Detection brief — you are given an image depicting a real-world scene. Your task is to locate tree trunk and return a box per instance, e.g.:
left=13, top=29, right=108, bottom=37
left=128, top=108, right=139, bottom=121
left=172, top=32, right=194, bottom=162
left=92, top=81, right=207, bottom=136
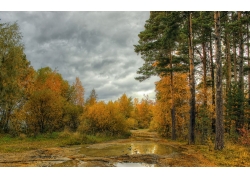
left=247, top=14, right=250, bottom=129
left=201, top=41, right=208, bottom=144
left=188, top=12, right=195, bottom=145
left=238, top=11, right=244, bottom=87
left=214, top=11, right=224, bottom=150
left=225, top=13, right=232, bottom=96
left=248, top=16, right=250, bottom=107
left=237, top=11, right=244, bottom=130
left=210, top=32, right=216, bottom=134
left=170, top=51, right=176, bottom=140
left=233, top=37, right=237, bottom=83
left=225, top=12, right=232, bottom=134
left=202, top=42, right=207, bottom=106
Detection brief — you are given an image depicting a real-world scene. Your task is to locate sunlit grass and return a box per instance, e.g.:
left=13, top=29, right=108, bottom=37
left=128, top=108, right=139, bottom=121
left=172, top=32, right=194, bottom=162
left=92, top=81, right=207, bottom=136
left=193, top=141, right=250, bottom=167
left=156, top=137, right=250, bottom=167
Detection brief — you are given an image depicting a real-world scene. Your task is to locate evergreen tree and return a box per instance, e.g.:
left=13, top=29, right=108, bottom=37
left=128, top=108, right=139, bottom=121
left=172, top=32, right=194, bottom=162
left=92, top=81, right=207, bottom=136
left=188, top=12, right=196, bottom=145
left=134, top=11, right=188, bottom=140
left=214, top=11, right=224, bottom=150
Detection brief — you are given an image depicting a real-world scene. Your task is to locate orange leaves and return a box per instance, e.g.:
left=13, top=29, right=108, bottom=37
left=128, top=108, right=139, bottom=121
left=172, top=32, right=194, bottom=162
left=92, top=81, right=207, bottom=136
left=117, top=94, right=133, bottom=119
left=133, top=98, right=153, bottom=129
left=83, top=100, right=128, bottom=135
left=238, top=127, right=250, bottom=146
left=44, top=72, right=63, bottom=94
left=81, top=93, right=139, bottom=135
left=25, top=89, right=64, bottom=134
left=152, top=61, right=159, bottom=67
left=22, top=67, right=85, bottom=134
left=151, top=73, right=190, bottom=138
left=34, top=67, right=65, bottom=96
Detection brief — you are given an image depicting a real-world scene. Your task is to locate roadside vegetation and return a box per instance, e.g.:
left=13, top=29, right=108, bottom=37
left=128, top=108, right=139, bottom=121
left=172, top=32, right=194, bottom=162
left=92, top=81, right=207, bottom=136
left=0, top=130, right=130, bottom=153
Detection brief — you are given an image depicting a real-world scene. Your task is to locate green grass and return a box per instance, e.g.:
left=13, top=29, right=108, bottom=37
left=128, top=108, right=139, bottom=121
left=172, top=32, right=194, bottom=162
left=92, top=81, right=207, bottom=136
left=0, top=131, right=131, bottom=153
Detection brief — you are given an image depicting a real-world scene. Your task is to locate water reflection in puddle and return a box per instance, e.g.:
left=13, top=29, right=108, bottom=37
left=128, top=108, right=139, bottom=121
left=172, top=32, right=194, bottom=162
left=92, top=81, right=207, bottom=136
left=80, top=141, right=176, bottom=157
left=115, top=162, right=155, bottom=167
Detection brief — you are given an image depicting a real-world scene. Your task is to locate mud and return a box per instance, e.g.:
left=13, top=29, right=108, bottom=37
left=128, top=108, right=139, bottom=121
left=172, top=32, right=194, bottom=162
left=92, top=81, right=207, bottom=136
left=0, top=129, right=215, bottom=167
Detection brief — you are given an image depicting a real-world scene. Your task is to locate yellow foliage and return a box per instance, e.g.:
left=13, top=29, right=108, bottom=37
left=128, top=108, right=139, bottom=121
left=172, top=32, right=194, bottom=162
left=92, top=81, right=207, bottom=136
left=81, top=101, right=128, bottom=135
left=150, top=73, right=189, bottom=139
left=21, top=67, right=72, bottom=134
left=25, top=89, right=64, bottom=134
left=133, top=98, right=153, bottom=129
left=126, top=118, right=138, bottom=130
left=117, top=93, right=133, bottom=119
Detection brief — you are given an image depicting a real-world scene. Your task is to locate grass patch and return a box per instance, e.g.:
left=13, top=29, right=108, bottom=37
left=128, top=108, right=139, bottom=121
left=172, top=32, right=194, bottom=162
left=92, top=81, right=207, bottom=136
left=157, top=137, right=250, bottom=167
left=193, top=141, right=250, bottom=167
left=82, top=134, right=117, bottom=144
left=0, top=131, right=131, bottom=153
left=0, top=133, right=63, bottom=153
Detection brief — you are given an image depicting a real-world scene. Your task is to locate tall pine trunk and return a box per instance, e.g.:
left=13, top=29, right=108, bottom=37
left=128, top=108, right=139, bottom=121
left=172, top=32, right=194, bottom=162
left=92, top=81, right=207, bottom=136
left=232, top=12, right=238, bottom=83
left=225, top=12, right=232, bottom=134
left=210, top=32, right=216, bottom=134
left=233, top=37, right=238, bottom=82
left=170, top=51, right=176, bottom=140
left=247, top=15, right=250, bottom=129
left=202, top=42, right=207, bottom=106
left=201, top=41, right=208, bottom=144
left=237, top=11, right=244, bottom=130
left=225, top=13, right=232, bottom=96
left=214, top=11, right=224, bottom=150
left=188, top=12, right=195, bottom=145
left=248, top=16, right=250, bottom=107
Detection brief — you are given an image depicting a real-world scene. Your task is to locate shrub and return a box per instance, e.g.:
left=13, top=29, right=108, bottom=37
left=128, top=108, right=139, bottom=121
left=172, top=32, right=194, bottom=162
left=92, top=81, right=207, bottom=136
left=238, top=127, right=250, bottom=146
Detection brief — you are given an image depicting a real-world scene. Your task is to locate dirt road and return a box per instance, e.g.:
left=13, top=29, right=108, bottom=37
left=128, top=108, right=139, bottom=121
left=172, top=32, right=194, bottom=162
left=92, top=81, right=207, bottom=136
left=0, top=129, right=215, bottom=167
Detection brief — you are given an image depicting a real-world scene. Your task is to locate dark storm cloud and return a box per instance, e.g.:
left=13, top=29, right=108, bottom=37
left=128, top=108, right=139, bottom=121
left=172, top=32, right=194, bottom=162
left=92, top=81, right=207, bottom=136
left=0, top=11, right=160, bottom=101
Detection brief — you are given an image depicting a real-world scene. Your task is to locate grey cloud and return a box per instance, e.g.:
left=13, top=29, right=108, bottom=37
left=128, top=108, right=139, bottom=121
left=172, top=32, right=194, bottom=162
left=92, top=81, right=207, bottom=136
left=0, top=11, right=155, bottom=102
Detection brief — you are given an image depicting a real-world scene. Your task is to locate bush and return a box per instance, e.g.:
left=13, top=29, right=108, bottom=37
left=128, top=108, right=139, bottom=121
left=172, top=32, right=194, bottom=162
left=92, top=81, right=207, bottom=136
left=80, top=101, right=130, bottom=136
left=126, top=118, right=138, bottom=130
left=238, top=127, right=250, bottom=146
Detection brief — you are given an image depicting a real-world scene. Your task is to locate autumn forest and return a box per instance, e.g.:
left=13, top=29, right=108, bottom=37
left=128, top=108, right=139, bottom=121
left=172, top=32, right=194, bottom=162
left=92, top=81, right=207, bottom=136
left=135, top=11, right=250, bottom=150
left=1, top=11, right=250, bottom=167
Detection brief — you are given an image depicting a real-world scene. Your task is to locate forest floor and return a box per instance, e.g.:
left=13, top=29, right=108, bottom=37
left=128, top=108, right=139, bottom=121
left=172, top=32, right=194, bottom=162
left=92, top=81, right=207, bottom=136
left=0, top=129, right=220, bottom=167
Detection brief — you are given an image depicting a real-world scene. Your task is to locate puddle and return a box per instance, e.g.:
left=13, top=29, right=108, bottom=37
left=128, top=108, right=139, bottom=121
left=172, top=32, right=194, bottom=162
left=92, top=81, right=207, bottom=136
left=115, top=162, right=155, bottom=167
left=80, top=141, right=176, bottom=157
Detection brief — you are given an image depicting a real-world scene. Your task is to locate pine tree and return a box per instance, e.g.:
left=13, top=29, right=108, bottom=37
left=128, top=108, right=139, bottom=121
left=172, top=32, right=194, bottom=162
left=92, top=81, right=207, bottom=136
left=214, top=11, right=224, bottom=150
left=134, top=11, right=188, bottom=140
left=188, top=12, right=196, bottom=145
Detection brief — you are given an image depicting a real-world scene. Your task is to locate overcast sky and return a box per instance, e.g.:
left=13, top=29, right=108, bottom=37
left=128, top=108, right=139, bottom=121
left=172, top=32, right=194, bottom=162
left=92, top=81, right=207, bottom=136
left=0, top=11, right=160, bottom=102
